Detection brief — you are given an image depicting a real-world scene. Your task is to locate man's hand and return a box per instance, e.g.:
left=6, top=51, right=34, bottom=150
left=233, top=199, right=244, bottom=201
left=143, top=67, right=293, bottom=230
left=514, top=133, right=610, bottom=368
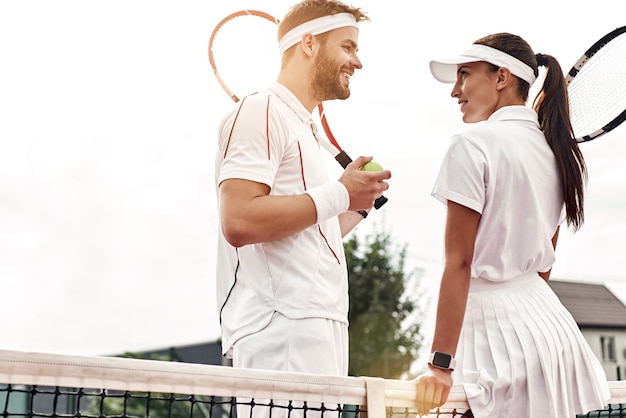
left=339, top=156, right=391, bottom=211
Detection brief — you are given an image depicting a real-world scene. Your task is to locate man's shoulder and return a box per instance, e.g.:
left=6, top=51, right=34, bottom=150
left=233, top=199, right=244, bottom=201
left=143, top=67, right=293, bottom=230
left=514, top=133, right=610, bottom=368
left=237, top=90, right=292, bottom=114
left=238, top=90, right=271, bottom=106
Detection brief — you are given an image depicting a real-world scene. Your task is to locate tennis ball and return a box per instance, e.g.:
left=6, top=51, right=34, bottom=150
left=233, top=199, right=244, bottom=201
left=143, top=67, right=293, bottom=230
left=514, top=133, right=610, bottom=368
left=361, top=161, right=383, bottom=172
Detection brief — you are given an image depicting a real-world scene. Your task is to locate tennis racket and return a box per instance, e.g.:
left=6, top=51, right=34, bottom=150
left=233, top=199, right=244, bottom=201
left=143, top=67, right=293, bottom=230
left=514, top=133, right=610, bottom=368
left=566, top=25, right=626, bottom=143
left=208, top=10, right=387, bottom=209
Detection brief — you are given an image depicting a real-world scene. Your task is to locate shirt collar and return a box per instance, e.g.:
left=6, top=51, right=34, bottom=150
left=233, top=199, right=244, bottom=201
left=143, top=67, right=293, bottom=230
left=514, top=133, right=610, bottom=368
left=268, top=82, right=312, bottom=125
left=487, top=105, right=539, bottom=127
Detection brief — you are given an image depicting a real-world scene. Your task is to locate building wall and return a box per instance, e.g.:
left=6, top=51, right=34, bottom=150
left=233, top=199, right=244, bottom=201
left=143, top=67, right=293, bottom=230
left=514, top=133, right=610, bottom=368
left=583, top=328, right=626, bottom=381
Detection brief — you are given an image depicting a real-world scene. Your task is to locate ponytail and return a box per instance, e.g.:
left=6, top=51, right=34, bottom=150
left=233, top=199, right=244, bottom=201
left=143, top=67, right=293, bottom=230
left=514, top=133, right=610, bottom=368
left=532, top=53, right=587, bottom=231
left=475, top=34, right=588, bottom=231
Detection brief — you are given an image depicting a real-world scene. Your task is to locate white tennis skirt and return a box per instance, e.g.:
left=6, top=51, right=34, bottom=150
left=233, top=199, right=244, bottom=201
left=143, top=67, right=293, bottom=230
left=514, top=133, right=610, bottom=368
left=455, top=272, right=611, bottom=418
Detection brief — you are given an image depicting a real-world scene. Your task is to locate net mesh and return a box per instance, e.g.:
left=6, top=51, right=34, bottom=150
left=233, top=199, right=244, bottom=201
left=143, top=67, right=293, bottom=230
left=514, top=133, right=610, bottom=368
left=0, top=350, right=624, bottom=418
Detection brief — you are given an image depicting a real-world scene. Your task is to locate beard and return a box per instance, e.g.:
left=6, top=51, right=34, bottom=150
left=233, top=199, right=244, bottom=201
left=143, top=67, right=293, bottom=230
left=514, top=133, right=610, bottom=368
left=309, top=47, right=350, bottom=102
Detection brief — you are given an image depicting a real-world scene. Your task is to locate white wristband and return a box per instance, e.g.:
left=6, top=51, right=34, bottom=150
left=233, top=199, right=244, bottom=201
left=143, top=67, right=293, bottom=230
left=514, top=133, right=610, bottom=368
left=305, top=181, right=350, bottom=223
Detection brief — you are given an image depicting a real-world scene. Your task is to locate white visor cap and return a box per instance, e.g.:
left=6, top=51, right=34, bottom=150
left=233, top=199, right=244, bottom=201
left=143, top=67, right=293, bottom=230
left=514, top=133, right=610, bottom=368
left=429, top=44, right=536, bottom=85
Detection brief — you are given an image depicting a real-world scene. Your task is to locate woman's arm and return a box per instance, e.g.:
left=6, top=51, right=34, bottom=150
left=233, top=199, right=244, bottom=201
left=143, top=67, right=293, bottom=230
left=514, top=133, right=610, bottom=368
left=415, top=201, right=481, bottom=415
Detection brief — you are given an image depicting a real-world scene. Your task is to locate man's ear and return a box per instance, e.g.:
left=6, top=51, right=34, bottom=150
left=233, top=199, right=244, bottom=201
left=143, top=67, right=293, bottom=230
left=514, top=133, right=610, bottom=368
left=300, top=33, right=315, bottom=57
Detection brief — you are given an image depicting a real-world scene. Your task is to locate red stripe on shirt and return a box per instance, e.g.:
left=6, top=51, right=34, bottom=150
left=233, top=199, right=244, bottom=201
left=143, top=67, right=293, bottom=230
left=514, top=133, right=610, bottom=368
left=318, top=225, right=341, bottom=264
left=265, top=95, right=271, bottom=160
left=297, top=141, right=307, bottom=190
left=299, top=143, right=339, bottom=265
left=223, top=96, right=249, bottom=158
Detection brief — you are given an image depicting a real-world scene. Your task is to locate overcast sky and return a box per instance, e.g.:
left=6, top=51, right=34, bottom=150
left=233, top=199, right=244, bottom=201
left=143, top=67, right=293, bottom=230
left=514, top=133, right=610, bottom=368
left=1, top=1, right=625, bottom=359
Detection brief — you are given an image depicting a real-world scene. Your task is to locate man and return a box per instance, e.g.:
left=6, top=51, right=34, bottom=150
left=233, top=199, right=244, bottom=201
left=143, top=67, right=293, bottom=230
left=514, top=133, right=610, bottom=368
left=215, top=0, right=390, bottom=377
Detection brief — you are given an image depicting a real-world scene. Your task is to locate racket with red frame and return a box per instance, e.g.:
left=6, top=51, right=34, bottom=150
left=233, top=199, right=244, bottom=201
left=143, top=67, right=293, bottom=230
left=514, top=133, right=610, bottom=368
left=208, top=9, right=387, bottom=209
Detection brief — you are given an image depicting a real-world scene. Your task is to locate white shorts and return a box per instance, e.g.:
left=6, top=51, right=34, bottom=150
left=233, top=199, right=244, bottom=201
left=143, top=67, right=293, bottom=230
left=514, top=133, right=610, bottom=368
left=232, top=312, right=348, bottom=418
left=233, top=311, right=348, bottom=375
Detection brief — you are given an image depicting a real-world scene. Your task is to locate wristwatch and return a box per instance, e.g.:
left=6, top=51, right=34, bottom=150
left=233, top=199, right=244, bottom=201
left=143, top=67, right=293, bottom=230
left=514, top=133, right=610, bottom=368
left=428, top=351, right=456, bottom=371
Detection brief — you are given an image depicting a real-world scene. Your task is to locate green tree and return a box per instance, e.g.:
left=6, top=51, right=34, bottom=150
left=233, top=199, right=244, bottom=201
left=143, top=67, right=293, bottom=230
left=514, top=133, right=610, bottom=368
left=345, top=222, right=424, bottom=379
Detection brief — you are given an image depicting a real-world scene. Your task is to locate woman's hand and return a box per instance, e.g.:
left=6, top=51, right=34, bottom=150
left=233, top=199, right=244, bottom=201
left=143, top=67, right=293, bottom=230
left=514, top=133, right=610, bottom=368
left=414, top=367, right=453, bottom=416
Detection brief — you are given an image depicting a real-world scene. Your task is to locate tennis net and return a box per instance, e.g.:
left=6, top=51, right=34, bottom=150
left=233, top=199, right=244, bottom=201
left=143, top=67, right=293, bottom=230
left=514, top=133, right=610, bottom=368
left=0, top=349, right=624, bottom=418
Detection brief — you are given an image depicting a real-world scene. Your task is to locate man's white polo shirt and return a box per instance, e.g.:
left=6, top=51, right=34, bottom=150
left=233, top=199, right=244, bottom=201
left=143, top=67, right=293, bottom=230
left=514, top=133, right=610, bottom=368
left=215, top=82, right=348, bottom=357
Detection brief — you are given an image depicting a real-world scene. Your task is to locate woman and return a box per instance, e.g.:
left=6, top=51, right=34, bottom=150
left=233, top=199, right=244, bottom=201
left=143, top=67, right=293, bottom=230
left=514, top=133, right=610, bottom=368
left=414, top=33, right=610, bottom=418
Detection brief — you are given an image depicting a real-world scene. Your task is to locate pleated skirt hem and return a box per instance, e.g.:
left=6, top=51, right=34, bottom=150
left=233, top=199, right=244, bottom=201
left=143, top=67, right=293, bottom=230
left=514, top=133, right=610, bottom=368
left=455, top=273, right=611, bottom=418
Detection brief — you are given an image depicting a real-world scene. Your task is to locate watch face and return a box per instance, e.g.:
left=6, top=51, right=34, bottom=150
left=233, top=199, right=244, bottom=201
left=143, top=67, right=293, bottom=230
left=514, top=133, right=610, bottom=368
left=432, top=351, right=452, bottom=367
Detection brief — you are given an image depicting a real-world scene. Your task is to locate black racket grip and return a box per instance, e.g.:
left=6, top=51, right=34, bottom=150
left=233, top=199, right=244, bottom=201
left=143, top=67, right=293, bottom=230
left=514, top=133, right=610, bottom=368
left=335, top=151, right=353, bottom=168
left=335, top=151, right=388, bottom=210
left=374, top=195, right=388, bottom=209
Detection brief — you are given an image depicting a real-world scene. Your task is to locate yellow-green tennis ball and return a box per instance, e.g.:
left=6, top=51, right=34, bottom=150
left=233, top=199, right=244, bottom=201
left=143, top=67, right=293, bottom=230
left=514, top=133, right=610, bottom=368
left=361, top=161, right=383, bottom=172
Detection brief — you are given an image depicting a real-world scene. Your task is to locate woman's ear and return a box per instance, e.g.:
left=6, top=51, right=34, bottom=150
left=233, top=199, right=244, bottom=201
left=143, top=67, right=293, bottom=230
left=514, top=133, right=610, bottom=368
left=495, top=67, right=513, bottom=90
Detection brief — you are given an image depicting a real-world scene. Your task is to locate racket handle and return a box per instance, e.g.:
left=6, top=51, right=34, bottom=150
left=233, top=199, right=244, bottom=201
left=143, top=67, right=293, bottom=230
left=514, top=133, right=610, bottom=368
left=335, top=151, right=388, bottom=210
left=335, top=151, right=353, bottom=168
left=374, top=195, right=388, bottom=209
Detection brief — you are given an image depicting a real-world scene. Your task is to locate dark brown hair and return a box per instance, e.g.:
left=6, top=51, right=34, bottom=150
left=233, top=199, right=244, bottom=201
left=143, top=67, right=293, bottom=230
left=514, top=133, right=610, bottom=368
left=474, top=33, right=587, bottom=231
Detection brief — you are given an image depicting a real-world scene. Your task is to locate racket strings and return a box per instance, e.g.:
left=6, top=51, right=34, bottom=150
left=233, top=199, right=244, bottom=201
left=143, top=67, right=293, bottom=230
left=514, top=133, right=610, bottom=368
left=567, top=32, right=626, bottom=140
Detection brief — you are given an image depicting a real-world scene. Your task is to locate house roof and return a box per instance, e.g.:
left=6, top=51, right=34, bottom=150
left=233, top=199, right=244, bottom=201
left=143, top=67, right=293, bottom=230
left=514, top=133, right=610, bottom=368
left=548, top=279, right=626, bottom=329
left=112, top=340, right=227, bottom=365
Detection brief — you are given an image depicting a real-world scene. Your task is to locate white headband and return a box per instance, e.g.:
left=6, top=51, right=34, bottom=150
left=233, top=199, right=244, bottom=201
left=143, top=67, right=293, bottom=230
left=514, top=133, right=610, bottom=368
left=278, top=13, right=358, bottom=55
left=429, top=44, right=537, bottom=85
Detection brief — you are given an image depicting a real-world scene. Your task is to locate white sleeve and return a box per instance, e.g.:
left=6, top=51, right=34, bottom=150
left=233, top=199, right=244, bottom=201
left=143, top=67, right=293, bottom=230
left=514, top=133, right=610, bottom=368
left=217, top=94, right=286, bottom=188
left=431, top=134, right=487, bottom=214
